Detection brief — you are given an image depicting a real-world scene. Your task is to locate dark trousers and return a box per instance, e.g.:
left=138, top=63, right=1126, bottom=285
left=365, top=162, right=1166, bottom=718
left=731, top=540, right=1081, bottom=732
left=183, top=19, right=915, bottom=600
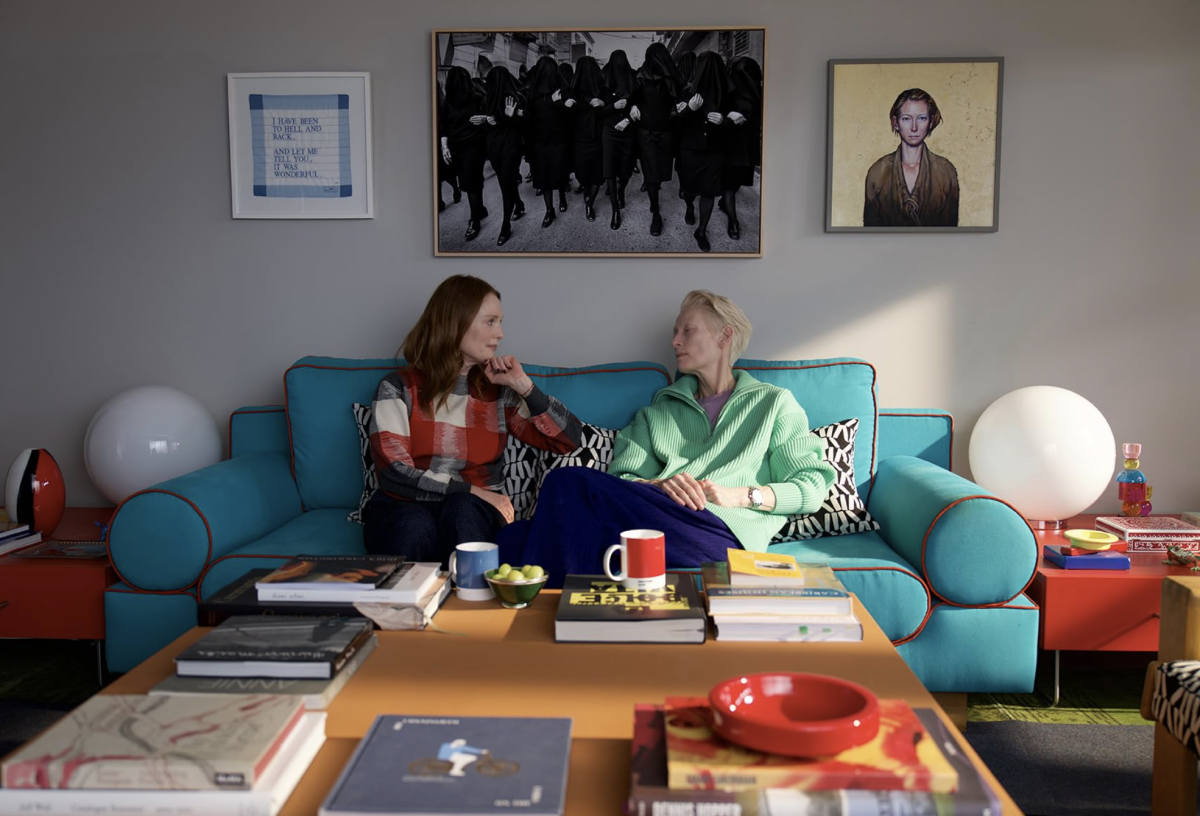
left=363, top=491, right=504, bottom=569
left=496, top=467, right=740, bottom=588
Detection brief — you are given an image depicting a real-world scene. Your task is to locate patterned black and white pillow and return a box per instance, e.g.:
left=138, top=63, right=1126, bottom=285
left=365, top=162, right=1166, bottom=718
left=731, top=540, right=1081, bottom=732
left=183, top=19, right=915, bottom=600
left=346, top=402, right=547, bottom=524
left=531, top=423, right=618, bottom=513
left=770, top=417, right=880, bottom=542
left=348, top=402, right=378, bottom=525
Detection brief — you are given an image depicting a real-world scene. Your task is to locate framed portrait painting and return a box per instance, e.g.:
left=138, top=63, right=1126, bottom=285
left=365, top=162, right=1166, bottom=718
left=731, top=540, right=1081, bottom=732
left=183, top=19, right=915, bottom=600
left=227, top=72, right=374, bottom=219
left=432, top=28, right=766, bottom=257
left=825, top=58, right=1003, bottom=232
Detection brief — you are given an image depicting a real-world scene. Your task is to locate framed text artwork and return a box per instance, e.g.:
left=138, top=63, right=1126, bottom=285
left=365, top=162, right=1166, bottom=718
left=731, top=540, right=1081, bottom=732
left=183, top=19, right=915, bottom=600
left=227, top=72, right=374, bottom=219
left=432, top=28, right=766, bottom=257
left=825, top=57, right=1003, bottom=233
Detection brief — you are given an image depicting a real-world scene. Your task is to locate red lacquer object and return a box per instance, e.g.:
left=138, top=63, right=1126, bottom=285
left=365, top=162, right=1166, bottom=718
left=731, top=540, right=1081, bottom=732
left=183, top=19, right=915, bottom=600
left=708, top=672, right=880, bottom=758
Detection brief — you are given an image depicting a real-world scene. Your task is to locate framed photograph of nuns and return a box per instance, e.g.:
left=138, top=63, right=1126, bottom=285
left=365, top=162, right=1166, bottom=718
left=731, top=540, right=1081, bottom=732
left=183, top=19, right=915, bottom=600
left=432, top=28, right=766, bottom=257
left=825, top=57, right=1003, bottom=233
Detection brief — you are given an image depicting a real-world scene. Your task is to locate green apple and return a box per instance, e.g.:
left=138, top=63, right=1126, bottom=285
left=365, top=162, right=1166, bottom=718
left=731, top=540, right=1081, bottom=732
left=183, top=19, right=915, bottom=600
left=497, top=563, right=512, bottom=575
left=523, top=565, right=545, bottom=580
left=495, top=567, right=514, bottom=580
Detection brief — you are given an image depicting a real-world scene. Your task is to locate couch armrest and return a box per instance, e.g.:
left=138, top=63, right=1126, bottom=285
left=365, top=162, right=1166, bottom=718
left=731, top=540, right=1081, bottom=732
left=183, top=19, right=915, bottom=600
left=877, top=409, right=953, bottom=470
left=869, top=456, right=1037, bottom=606
left=108, top=452, right=303, bottom=591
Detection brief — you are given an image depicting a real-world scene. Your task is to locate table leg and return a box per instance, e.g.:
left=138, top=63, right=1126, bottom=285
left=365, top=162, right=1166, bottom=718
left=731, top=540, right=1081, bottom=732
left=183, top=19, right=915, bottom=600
left=94, top=640, right=107, bottom=687
left=1051, top=649, right=1060, bottom=707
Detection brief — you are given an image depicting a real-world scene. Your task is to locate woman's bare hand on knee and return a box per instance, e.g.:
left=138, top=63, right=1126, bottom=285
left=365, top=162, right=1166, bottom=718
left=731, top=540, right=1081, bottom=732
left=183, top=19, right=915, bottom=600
left=471, top=486, right=514, bottom=524
left=655, top=473, right=707, bottom=510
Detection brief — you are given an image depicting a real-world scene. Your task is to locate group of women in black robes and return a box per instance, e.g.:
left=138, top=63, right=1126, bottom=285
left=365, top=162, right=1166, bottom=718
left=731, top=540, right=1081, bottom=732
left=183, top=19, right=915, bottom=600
left=438, top=48, right=762, bottom=251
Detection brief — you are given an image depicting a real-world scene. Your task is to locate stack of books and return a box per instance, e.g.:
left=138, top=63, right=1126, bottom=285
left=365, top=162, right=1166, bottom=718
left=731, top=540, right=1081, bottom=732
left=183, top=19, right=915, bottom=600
left=701, top=555, right=862, bottom=642
left=1042, top=542, right=1131, bottom=570
left=0, top=693, right=326, bottom=815
left=627, top=698, right=1001, bottom=816
left=554, top=574, right=708, bottom=643
left=255, top=555, right=442, bottom=605
left=1094, top=515, right=1200, bottom=552
left=0, top=521, right=42, bottom=556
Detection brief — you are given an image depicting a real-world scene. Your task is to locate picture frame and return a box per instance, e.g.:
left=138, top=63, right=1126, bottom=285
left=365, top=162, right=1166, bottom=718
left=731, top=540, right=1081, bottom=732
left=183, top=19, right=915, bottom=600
left=825, top=57, right=1003, bottom=233
left=227, top=72, right=374, bottom=219
left=432, top=28, right=766, bottom=257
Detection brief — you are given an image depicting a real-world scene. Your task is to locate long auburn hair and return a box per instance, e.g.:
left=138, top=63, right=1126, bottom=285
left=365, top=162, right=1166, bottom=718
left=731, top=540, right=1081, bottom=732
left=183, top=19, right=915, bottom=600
left=399, top=275, right=499, bottom=414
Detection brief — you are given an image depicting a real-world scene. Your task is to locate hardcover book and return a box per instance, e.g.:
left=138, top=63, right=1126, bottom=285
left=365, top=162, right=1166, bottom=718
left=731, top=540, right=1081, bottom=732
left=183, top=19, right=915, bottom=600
left=712, top=612, right=863, bottom=642
left=175, top=615, right=375, bottom=679
left=726, top=548, right=804, bottom=586
left=701, top=562, right=853, bottom=616
left=151, top=635, right=377, bottom=709
left=1058, top=541, right=1128, bottom=556
left=257, top=561, right=441, bottom=605
left=13, top=539, right=108, bottom=559
left=663, top=696, right=958, bottom=793
left=0, top=521, right=31, bottom=539
left=255, top=554, right=405, bottom=590
left=0, top=711, right=326, bottom=815
left=629, top=706, right=998, bottom=816
left=1042, top=545, right=1131, bottom=570
left=1, top=694, right=305, bottom=790
left=1095, top=515, right=1200, bottom=542
left=554, top=574, right=708, bottom=644
left=0, top=530, right=42, bottom=556
left=319, top=714, right=572, bottom=816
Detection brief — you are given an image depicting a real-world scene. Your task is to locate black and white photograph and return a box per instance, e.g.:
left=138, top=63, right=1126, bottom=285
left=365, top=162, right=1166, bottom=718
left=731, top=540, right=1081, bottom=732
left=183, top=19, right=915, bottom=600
left=432, top=28, right=766, bottom=257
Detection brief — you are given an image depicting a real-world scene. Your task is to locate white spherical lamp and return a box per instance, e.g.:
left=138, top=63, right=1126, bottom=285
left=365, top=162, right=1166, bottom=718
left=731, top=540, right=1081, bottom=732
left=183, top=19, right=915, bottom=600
left=84, top=386, right=222, bottom=505
left=969, top=386, right=1115, bottom=526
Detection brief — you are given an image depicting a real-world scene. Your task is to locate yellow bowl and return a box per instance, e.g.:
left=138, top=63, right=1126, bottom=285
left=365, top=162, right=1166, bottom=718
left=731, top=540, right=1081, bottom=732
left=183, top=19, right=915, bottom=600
left=1063, top=529, right=1119, bottom=551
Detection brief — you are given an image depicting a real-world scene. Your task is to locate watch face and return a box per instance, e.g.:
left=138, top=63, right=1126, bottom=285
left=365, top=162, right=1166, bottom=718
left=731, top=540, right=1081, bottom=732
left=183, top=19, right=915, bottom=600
left=750, top=488, right=764, bottom=507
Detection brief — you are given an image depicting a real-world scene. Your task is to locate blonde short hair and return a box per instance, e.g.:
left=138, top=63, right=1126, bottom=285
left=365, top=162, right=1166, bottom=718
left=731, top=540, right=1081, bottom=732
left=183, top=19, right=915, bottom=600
left=680, top=290, right=753, bottom=362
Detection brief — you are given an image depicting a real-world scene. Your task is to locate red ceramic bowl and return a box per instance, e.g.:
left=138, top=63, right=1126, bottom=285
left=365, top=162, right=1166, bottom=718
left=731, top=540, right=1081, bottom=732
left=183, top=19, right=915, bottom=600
left=708, top=672, right=880, bottom=757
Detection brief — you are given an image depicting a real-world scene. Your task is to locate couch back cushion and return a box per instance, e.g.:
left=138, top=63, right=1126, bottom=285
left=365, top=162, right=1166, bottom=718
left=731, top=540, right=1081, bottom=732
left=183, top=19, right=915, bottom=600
left=284, top=356, right=670, bottom=510
left=732, top=358, right=878, bottom=502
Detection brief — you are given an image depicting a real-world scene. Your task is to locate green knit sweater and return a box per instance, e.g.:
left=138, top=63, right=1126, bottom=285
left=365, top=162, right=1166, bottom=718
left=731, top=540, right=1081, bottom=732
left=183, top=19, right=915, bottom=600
left=609, top=370, right=836, bottom=553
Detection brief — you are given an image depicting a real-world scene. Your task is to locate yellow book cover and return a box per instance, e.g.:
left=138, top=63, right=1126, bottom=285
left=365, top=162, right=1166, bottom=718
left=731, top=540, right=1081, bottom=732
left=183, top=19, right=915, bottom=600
left=664, top=696, right=958, bottom=793
left=726, top=549, right=804, bottom=585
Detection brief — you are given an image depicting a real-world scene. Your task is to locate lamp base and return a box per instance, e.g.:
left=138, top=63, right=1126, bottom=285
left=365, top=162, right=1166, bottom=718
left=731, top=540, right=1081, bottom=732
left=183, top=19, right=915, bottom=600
left=1028, top=519, right=1067, bottom=530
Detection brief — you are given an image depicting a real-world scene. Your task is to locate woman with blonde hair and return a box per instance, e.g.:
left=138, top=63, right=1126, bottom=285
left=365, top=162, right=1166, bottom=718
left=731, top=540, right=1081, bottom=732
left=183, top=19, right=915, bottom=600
left=365, top=275, right=582, bottom=565
left=498, top=290, right=835, bottom=584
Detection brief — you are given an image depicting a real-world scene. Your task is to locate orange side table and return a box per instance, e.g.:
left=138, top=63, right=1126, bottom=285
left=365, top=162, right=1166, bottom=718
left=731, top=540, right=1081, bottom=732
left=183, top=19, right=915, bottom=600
left=1026, top=513, right=1192, bottom=705
left=0, top=507, right=116, bottom=680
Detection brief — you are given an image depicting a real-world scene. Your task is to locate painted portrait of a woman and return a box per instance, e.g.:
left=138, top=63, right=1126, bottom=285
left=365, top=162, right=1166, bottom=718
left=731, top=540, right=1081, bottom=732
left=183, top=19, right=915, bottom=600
left=862, top=88, right=959, bottom=227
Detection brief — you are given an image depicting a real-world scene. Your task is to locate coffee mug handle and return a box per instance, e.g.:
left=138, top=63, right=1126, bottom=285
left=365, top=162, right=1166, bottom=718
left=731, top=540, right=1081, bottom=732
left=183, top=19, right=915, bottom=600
left=603, top=543, right=625, bottom=581
left=448, top=552, right=458, bottom=585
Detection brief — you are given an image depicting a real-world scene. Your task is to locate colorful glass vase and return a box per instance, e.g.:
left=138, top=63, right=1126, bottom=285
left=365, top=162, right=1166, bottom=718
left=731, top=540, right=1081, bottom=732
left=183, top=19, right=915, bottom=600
left=1116, top=442, right=1153, bottom=516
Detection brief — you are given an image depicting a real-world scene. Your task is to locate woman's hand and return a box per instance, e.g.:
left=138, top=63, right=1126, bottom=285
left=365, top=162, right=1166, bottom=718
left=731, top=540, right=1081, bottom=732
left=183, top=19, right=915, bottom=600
left=564, top=97, right=577, bottom=108
left=485, top=115, right=497, bottom=126
left=688, top=93, right=704, bottom=111
left=469, top=114, right=487, bottom=126
left=706, top=111, right=724, bottom=125
left=589, top=97, right=604, bottom=109
left=651, top=473, right=708, bottom=511
left=551, top=89, right=562, bottom=103
left=441, top=143, right=452, bottom=163
left=483, top=355, right=534, bottom=396
left=630, top=104, right=641, bottom=122
left=675, top=101, right=688, bottom=114
left=728, top=111, right=746, bottom=125
left=504, top=96, right=517, bottom=117
left=697, top=480, right=743, bottom=507
left=615, top=118, right=630, bottom=132
left=471, top=486, right=514, bottom=525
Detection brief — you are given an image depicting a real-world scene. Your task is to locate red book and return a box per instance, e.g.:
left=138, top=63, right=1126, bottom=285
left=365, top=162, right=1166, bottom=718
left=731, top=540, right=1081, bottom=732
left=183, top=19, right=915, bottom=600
left=663, top=696, right=958, bottom=793
left=1059, top=541, right=1128, bottom=556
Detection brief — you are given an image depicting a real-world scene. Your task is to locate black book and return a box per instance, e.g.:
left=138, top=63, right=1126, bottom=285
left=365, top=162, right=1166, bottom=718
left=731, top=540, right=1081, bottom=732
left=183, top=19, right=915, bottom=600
left=201, top=568, right=375, bottom=625
left=175, top=615, right=374, bottom=680
left=554, top=574, right=708, bottom=644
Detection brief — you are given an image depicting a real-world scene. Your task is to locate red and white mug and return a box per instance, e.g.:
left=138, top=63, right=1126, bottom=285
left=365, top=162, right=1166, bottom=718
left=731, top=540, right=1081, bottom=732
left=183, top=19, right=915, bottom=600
left=604, top=529, right=667, bottom=591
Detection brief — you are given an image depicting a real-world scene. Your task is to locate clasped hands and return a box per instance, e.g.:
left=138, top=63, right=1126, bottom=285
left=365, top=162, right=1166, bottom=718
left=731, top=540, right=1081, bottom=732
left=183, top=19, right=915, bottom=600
left=648, top=472, right=743, bottom=510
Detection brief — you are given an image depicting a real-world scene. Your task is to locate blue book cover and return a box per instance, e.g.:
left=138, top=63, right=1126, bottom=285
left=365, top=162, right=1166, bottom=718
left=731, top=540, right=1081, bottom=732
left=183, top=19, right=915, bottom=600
left=1042, top=545, right=1131, bottom=570
left=320, top=715, right=572, bottom=816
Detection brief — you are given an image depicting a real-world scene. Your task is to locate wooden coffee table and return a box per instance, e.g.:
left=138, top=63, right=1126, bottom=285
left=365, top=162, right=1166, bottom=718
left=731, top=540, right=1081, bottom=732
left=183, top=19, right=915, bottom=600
left=1027, top=513, right=1194, bottom=705
left=105, top=590, right=1024, bottom=815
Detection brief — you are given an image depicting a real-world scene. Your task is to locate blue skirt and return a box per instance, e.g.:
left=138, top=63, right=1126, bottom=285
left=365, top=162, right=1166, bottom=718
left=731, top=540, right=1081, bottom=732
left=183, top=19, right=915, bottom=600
left=497, top=467, right=740, bottom=588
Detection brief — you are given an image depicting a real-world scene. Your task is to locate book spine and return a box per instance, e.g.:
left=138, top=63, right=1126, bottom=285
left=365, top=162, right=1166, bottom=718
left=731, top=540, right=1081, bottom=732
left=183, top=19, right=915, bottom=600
left=667, top=762, right=956, bottom=794
left=1126, top=540, right=1200, bottom=553
left=0, top=789, right=271, bottom=815
left=628, top=787, right=762, bottom=816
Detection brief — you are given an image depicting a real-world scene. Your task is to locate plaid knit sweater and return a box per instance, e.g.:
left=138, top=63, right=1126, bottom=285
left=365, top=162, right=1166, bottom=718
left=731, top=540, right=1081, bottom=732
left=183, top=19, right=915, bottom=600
left=370, top=369, right=582, bottom=500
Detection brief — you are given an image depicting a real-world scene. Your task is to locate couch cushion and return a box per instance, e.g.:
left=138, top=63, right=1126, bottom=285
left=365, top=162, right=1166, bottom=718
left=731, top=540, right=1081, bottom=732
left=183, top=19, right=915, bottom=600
left=767, top=530, right=929, bottom=643
left=285, top=357, right=669, bottom=511
left=771, top=417, right=879, bottom=543
left=733, top=358, right=877, bottom=503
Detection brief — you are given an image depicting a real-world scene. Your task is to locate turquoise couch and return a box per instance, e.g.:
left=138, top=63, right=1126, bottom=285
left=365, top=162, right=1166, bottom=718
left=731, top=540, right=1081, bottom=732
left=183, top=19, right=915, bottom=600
left=104, top=355, right=1039, bottom=692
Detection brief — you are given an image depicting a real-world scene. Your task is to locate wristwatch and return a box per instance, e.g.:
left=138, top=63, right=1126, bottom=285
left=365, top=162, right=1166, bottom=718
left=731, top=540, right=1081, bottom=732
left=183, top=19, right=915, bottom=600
left=748, top=487, right=764, bottom=510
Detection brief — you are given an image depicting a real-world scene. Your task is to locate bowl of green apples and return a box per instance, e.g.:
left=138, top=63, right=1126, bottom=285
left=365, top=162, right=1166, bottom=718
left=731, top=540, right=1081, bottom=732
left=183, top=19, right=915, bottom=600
left=484, top=564, right=549, bottom=609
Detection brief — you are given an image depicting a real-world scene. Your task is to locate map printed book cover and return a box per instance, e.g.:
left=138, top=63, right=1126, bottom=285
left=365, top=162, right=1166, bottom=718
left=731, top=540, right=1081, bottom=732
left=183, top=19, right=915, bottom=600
left=175, top=615, right=374, bottom=679
left=1, top=694, right=304, bottom=790
left=319, top=714, right=572, bottom=816
left=554, top=575, right=707, bottom=643
left=663, top=696, right=958, bottom=793
left=701, top=562, right=853, bottom=616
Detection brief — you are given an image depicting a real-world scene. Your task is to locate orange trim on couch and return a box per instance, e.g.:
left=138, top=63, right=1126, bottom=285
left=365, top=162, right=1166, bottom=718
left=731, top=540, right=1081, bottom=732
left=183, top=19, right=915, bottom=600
left=734, top=361, right=879, bottom=504
left=831, top=564, right=931, bottom=645
left=920, top=495, right=1039, bottom=607
left=108, top=489, right=213, bottom=593
left=877, top=411, right=955, bottom=472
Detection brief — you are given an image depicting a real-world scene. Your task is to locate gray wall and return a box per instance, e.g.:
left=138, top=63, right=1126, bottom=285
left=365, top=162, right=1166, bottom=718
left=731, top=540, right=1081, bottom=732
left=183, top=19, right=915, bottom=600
left=3, top=0, right=1197, bottom=513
